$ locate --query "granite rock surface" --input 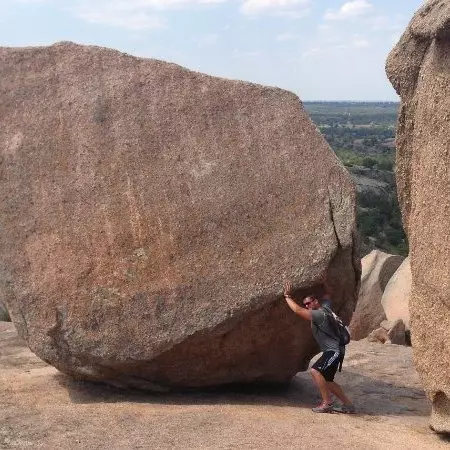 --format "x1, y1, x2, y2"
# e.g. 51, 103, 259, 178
386, 0, 450, 433
0, 42, 359, 390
